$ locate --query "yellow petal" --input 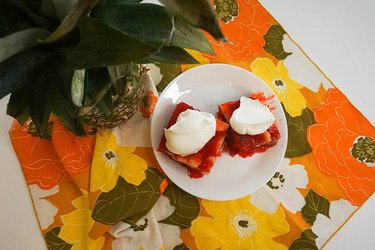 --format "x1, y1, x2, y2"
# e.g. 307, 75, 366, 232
103, 130, 117, 148
59, 209, 93, 243
250, 58, 280, 85
202, 196, 252, 220
72, 237, 105, 250
283, 87, 307, 117
191, 217, 228, 250
119, 153, 147, 186
278, 61, 303, 89
90, 158, 118, 192
256, 207, 290, 238
252, 231, 287, 250
116, 145, 136, 156
71, 196, 89, 210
